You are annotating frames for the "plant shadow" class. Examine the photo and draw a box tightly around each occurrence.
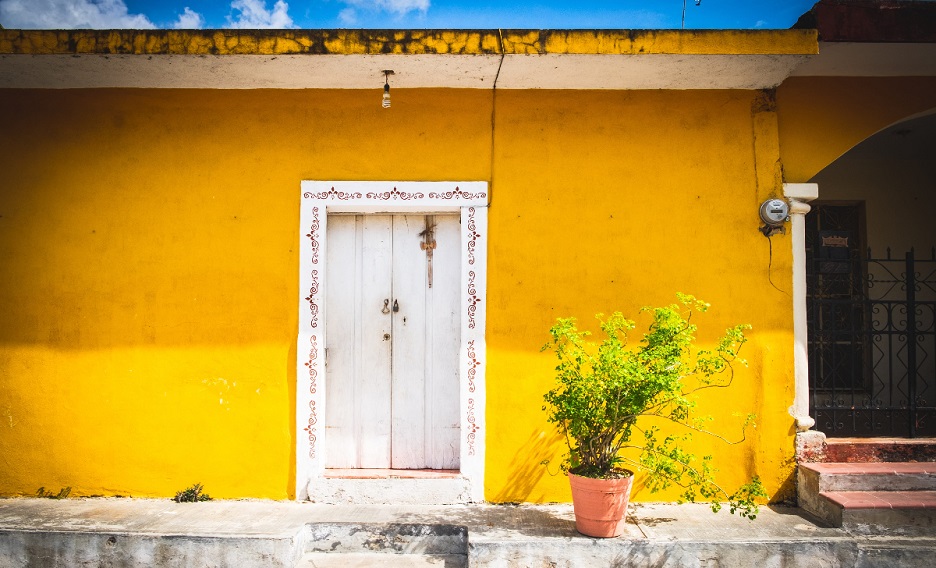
[490,428,565,503]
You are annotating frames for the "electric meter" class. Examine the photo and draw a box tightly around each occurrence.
[759,199,789,227]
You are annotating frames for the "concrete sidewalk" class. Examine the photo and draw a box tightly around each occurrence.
[1,498,934,567]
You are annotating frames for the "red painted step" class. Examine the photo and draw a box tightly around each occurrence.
[798,439,936,533]
[799,459,936,534]
[823,437,936,463]
[821,490,936,509]
[799,461,936,493]
[817,490,936,534]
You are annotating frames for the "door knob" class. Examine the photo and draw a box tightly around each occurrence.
[383,333,391,341]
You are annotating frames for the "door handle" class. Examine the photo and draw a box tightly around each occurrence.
[393,299,399,313]
[381,299,390,314]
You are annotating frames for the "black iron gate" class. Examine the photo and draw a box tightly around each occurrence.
[807,242,936,438]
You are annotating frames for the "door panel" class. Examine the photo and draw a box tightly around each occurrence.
[425,216,461,469]
[391,215,429,468]
[325,214,460,470]
[358,216,394,467]
[324,215,358,468]
[325,215,392,468]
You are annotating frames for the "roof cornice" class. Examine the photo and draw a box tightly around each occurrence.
[0,28,819,90]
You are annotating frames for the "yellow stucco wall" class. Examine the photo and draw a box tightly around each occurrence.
[0,87,796,502]
[777,76,936,182]
[0,28,816,56]
[485,89,794,503]
[0,88,493,499]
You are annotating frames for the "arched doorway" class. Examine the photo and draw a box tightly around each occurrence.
[806,111,936,437]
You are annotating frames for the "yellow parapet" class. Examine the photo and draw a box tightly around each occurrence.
[0,28,817,56]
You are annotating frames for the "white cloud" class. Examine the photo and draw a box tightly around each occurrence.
[343,0,429,17]
[338,7,357,26]
[0,0,155,29]
[173,7,205,30]
[226,0,295,29]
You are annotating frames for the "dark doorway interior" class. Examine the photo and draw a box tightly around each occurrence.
[807,203,936,437]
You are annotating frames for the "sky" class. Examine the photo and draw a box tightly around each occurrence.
[0,0,820,30]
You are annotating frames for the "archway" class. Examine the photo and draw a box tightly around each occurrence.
[806,110,936,437]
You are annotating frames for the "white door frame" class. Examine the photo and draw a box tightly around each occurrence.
[296,181,488,502]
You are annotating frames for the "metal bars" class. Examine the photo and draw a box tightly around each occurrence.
[808,246,936,437]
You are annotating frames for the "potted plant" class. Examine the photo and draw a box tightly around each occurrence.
[542,293,768,537]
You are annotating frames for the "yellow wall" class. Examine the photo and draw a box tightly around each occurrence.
[0,88,492,499]
[485,89,794,503]
[777,76,936,182]
[0,87,796,502]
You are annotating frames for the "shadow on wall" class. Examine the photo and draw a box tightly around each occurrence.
[491,428,565,503]
[771,422,800,505]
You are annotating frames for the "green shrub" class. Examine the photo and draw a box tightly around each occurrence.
[35,487,71,499]
[173,483,212,503]
[542,293,768,519]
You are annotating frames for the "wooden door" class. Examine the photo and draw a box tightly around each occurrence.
[325,214,461,469]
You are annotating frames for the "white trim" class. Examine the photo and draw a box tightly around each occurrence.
[2,53,812,91]
[783,183,819,432]
[297,181,488,502]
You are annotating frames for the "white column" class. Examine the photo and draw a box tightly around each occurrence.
[784,183,819,432]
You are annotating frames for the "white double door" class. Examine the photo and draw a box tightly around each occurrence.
[325,214,461,470]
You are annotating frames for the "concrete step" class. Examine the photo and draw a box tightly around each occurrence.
[302,523,468,556]
[798,461,936,532]
[4,500,936,567]
[800,462,936,492]
[824,437,936,463]
[298,552,466,567]
[819,490,936,535]
[299,523,468,568]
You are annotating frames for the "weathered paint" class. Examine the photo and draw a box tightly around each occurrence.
[0,29,817,57]
[777,76,936,182]
[0,85,796,503]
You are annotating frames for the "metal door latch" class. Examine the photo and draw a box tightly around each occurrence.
[382,299,391,314]
[420,217,437,288]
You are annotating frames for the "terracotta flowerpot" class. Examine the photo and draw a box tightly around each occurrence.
[568,471,634,538]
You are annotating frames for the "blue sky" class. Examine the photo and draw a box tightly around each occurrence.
[1,0,818,30]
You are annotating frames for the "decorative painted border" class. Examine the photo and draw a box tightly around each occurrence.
[297,181,488,502]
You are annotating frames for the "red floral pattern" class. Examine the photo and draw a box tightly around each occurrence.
[429,187,487,200]
[304,188,363,200]
[303,334,319,458]
[302,186,486,471]
[366,187,425,200]
[305,207,321,329]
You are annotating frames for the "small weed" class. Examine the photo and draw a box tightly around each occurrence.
[36,487,71,499]
[173,483,212,503]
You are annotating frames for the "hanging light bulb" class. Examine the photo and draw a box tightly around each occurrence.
[382,70,393,109]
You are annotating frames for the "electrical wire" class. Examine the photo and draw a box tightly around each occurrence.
[766,233,790,296]
[489,29,505,207]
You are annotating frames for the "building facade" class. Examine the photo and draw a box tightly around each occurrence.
[1,1,933,504]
